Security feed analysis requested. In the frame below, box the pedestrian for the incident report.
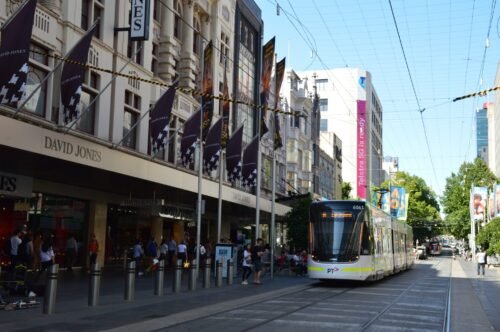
[167,236,177,268]
[88,233,99,266]
[19,232,33,268]
[9,230,23,271]
[65,234,78,271]
[252,238,264,285]
[35,239,55,282]
[476,249,487,277]
[159,238,168,261]
[241,244,252,285]
[32,232,43,271]
[132,239,144,276]
[177,241,187,267]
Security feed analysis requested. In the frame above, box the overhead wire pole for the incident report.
[216,58,228,244]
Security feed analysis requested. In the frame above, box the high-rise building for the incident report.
[382,156,399,182]
[299,68,383,199]
[477,104,489,165]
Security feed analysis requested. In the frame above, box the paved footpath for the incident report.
[450,258,500,332]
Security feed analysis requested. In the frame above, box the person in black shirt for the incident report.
[252,238,264,285]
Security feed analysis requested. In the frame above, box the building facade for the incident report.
[0,0,290,268]
[299,68,383,199]
[382,156,399,182]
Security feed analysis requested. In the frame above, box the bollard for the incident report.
[154,259,165,296]
[188,259,197,291]
[203,258,211,289]
[172,259,182,293]
[88,263,101,306]
[227,259,233,286]
[216,260,222,287]
[124,261,136,301]
[43,264,59,314]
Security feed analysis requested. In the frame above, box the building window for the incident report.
[81,0,103,39]
[123,90,141,149]
[20,43,51,117]
[319,99,328,112]
[153,0,161,22]
[127,41,144,65]
[320,119,328,132]
[316,78,328,92]
[173,0,182,40]
[173,57,179,81]
[151,42,159,76]
[76,71,100,134]
[220,32,229,64]
[193,18,201,56]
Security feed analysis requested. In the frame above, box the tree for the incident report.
[476,219,500,255]
[381,172,441,243]
[284,195,312,252]
[441,158,498,240]
[341,181,352,199]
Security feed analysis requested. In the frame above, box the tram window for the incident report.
[360,221,371,255]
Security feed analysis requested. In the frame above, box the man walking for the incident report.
[252,238,264,285]
[476,249,487,277]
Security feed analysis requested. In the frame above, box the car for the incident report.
[416,246,427,260]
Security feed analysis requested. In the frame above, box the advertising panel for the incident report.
[357,100,367,199]
[471,186,488,221]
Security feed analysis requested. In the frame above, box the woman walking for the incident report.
[241,244,252,285]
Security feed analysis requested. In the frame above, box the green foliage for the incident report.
[381,172,440,243]
[476,219,500,255]
[341,182,352,200]
[441,158,498,239]
[284,195,312,252]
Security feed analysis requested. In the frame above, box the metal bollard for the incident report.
[216,260,222,287]
[43,264,59,314]
[124,261,136,301]
[154,259,165,296]
[88,263,101,306]
[188,259,197,291]
[172,259,182,293]
[203,258,211,289]
[227,259,233,286]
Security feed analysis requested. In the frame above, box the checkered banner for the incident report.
[150,82,177,154]
[0,0,37,105]
[61,23,97,124]
[203,117,223,174]
[226,126,243,182]
[241,135,259,188]
[180,108,201,167]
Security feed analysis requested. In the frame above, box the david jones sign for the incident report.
[44,136,102,163]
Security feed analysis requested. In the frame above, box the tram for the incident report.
[308,200,414,281]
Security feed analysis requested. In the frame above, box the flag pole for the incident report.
[195,41,207,278]
[64,46,143,134]
[216,58,227,243]
[255,36,264,241]
[12,19,100,119]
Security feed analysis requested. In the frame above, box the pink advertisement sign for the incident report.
[357,100,367,199]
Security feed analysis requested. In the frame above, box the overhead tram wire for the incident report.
[388,0,441,194]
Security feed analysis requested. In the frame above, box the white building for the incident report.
[382,156,399,182]
[490,65,500,177]
[299,68,383,199]
[0,0,290,268]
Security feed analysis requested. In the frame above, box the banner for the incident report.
[61,24,97,124]
[471,186,487,221]
[259,37,275,137]
[180,109,201,167]
[390,186,406,218]
[150,83,177,154]
[371,190,390,213]
[398,193,409,221]
[488,189,495,221]
[201,41,214,141]
[496,184,500,218]
[203,117,223,174]
[356,100,367,199]
[221,70,230,148]
[273,57,285,149]
[0,0,37,105]
[226,126,243,182]
[241,135,259,188]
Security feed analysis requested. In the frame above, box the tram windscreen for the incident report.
[310,202,365,262]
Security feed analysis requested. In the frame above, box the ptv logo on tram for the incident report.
[327,267,339,274]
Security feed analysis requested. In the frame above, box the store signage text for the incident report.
[0,175,16,192]
[44,136,102,163]
[130,0,150,41]
[0,172,33,197]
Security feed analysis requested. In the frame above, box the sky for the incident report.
[255,0,499,200]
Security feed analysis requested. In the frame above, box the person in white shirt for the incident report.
[241,244,252,285]
[476,249,487,277]
[177,241,187,266]
[9,230,23,269]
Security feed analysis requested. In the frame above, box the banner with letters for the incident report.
[390,186,406,219]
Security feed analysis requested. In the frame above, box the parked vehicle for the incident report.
[416,246,427,260]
